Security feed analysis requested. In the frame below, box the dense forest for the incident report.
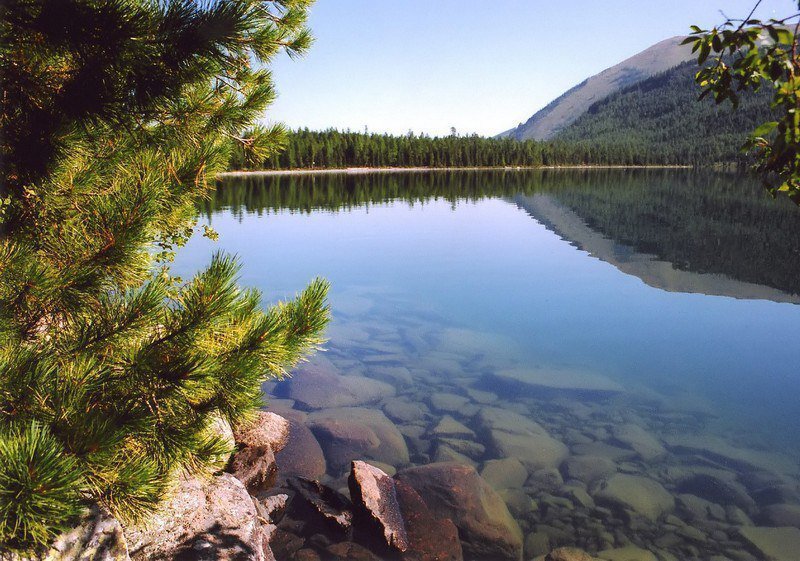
[228,59,774,171]
[554,60,776,165]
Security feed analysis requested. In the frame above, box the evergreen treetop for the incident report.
[0,0,328,553]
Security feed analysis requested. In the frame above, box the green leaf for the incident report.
[752,121,779,137]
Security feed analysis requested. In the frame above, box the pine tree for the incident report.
[0,0,328,553]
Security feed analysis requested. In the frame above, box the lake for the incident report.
[174,169,800,560]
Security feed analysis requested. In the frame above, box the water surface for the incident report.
[174,170,800,560]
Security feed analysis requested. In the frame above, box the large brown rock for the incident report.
[235,412,290,452]
[396,462,523,561]
[348,461,410,552]
[229,412,291,493]
[126,473,265,561]
[275,358,395,410]
[394,480,463,561]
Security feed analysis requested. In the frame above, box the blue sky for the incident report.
[264,0,797,137]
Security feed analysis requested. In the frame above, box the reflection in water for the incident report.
[174,170,800,561]
[208,169,800,298]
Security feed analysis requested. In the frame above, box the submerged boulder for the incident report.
[308,407,409,473]
[274,412,327,481]
[594,474,674,522]
[738,526,800,561]
[396,462,523,561]
[275,357,395,410]
[611,424,666,462]
[485,367,624,398]
[477,407,568,471]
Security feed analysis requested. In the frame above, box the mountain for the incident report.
[500,36,696,141]
[551,59,775,164]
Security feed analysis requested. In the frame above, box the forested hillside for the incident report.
[554,60,776,165]
[229,61,775,171]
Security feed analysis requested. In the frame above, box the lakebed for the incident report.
[173,169,800,560]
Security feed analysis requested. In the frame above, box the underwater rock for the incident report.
[759,503,800,528]
[664,434,797,476]
[367,365,414,388]
[594,474,675,522]
[126,473,265,561]
[428,392,470,414]
[429,415,475,439]
[560,455,617,485]
[485,367,624,398]
[348,461,409,552]
[476,406,568,471]
[611,424,666,462]
[397,462,523,561]
[676,473,756,512]
[308,417,381,473]
[382,398,427,424]
[738,526,800,561]
[308,407,409,472]
[546,547,602,561]
[274,412,326,481]
[597,545,657,561]
[481,457,529,490]
[275,357,395,410]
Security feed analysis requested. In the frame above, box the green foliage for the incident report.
[0,0,328,553]
[0,422,85,551]
[684,2,800,201]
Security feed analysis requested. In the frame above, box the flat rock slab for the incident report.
[429,415,475,439]
[665,434,798,476]
[275,357,395,410]
[487,367,624,397]
[738,526,800,561]
[126,473,264,561]
[594,474,674,522]
[348,461,410,552]
[397,462,523,561]
[611,424,666,462]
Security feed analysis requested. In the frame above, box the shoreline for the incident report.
[218,164,694,177]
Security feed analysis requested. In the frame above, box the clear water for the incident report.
[174,169,800,560]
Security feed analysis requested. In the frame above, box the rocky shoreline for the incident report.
[15,314,800,561]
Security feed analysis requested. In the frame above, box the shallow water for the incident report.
[175,170,800,560]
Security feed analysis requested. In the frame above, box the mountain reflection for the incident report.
[206,169,800,300]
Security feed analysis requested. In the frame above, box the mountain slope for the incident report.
[501,36,696,141]
[554,60,775,164]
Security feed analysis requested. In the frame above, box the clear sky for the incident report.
[264,0,797,138]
